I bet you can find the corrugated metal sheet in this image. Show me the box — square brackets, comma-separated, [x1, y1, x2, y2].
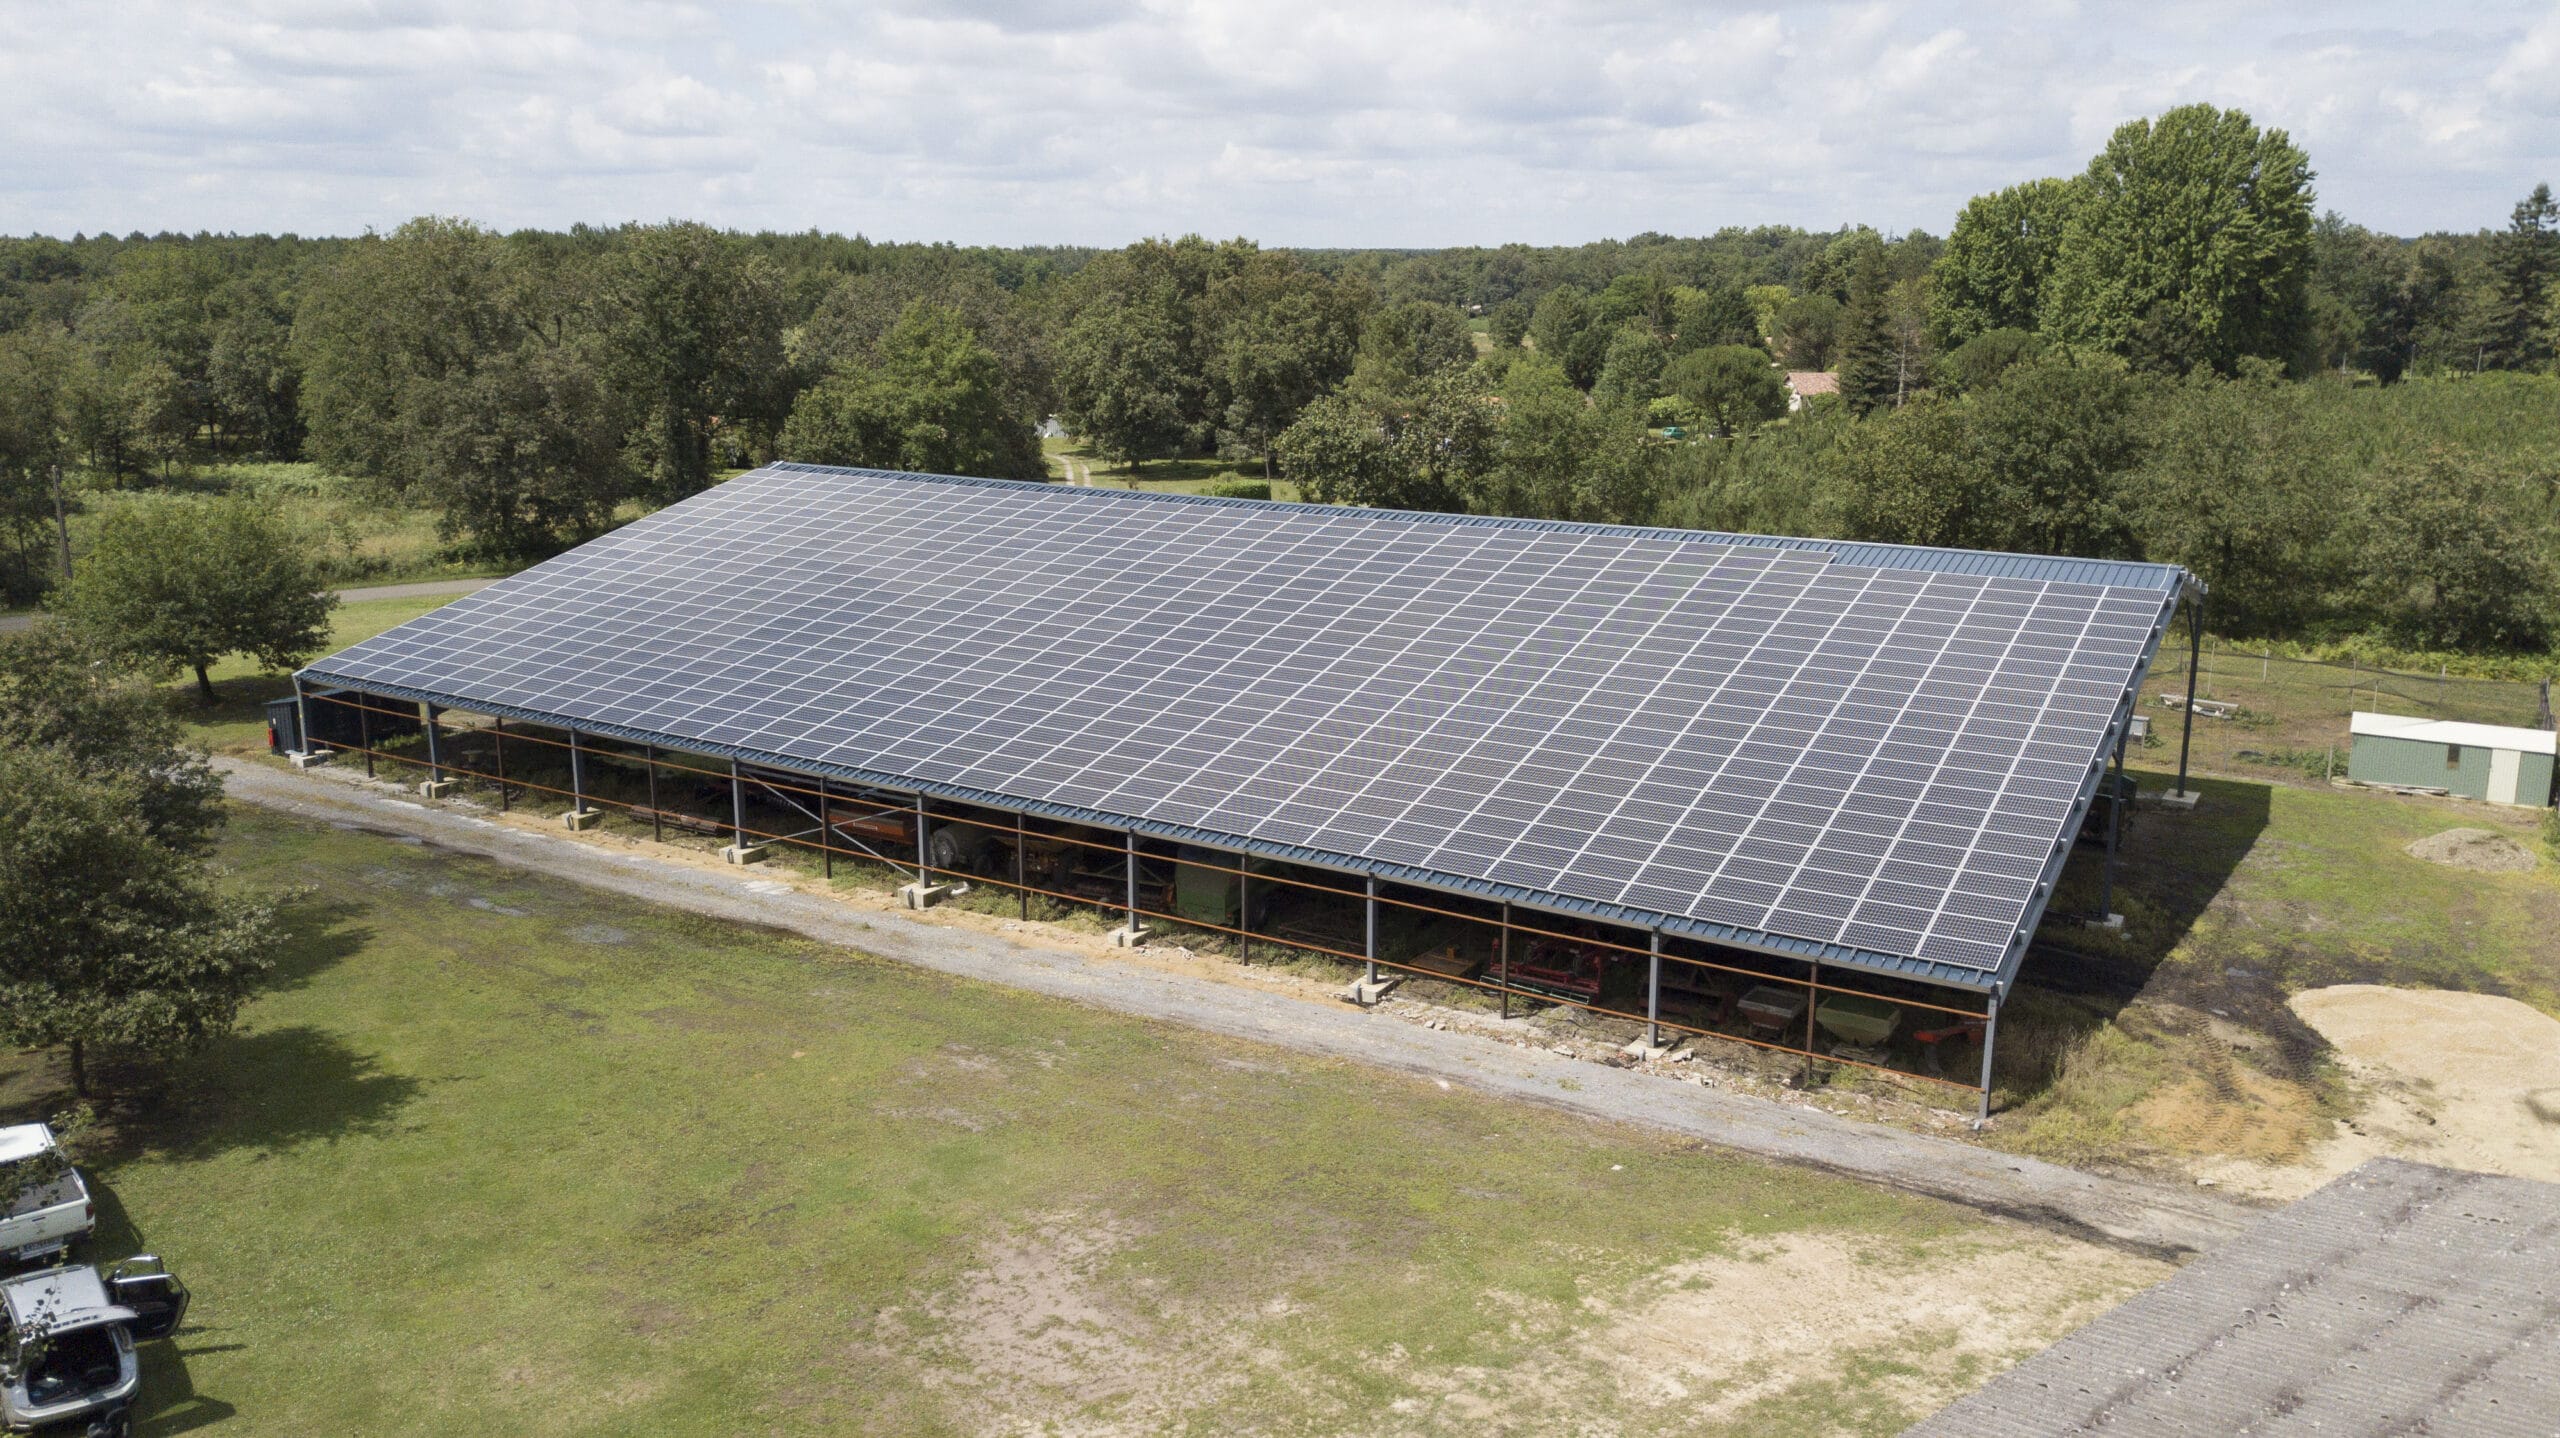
[1901, 1159, 2560, 1436]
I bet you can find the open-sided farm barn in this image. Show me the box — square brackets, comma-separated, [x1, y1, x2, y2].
[287, 464, 2197, 1114]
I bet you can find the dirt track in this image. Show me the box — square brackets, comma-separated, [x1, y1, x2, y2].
[217, 756, 2257, 1259]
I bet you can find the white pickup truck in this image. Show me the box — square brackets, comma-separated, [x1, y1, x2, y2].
[0, 1127, 94, 1268]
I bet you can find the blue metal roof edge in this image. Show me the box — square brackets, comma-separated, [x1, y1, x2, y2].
[294, 665, 2004, 993]
[759, 462, 2189, 595]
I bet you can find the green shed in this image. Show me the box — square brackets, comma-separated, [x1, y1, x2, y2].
[2347, 712, 2557, 806]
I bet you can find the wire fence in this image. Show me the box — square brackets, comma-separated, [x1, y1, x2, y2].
[2145, 645, 2554, 781]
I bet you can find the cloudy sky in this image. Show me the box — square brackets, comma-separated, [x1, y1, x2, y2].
[6, 1, 2557, 245]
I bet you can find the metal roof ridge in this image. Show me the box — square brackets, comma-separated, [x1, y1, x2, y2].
[756, 462, 2188, 592]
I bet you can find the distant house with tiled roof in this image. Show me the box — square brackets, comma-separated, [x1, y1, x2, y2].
[1784, 371, 1837, 411]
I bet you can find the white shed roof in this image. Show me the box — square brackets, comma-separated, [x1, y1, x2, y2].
[2351, 711, 2557, 755]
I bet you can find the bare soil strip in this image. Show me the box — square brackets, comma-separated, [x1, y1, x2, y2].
[219, 757, 2255, 1258]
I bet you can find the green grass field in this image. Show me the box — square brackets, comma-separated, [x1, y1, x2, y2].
[0, 810, 2148, 1436]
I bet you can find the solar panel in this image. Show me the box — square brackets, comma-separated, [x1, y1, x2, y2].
[303, 464, 2182, 985]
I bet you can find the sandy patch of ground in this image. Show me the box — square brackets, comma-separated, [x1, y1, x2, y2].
[2196, 985, 2560, 1200]
[2405, 827, 2540, 872]
[844, 1218, 2165, 1436]
[2130, 1053, 2326, 1165]
[1369, 1230, 2166, 1434]
[862, 1213, 1256, 1436]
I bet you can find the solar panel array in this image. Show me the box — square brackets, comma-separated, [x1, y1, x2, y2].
[306, 466, 2177, 981]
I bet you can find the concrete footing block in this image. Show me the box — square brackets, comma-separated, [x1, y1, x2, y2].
[417, 778, 459, 799]
[1107, 924, 1149, 948]
[2081, 913, 2126, 935]
[2154, 790, 2202, 811]
[561, 807, 603, 831]
[1343, 976, 1401, 1006]
[288, 749, 333, 770]
[899, 881, 954, 908]
[1621, 1037, 1680, 1062]
[723, 844, 770, 867]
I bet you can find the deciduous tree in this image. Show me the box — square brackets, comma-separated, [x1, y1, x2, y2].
[55, 495, 337, 702]
[2359, 451, 2557, 651]
[0, 743, 277, 1096]
[602, 222, 790, 500]
[1929, 177, 2081, 348]
[2135, 371, 2343, 635]
[1769, 294, 1841, 371]
[1210, 257, 1366, 474]
[1663, 345, 1788, 436]
[0, 628, 226, 856]
[1475, 354, 1656, 524]
[782, 303, 1044, 480]
[2039, 105, 2316, 375]
[1591, 326, 1668, 413]
[0, 325, 75, 602]
[1050, 237, 1223, 468]
[1669, 284, 1758, 353]
[406, 338, 630, 558]
[1276, 368, 1496, 513]
[1528, 287, 1608, 388]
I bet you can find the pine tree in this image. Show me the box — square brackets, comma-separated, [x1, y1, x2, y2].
[2480, 183, 2557, 371]
[1834, 248, 1901, 415]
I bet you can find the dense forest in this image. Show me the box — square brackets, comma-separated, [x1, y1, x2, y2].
[1, 103, 2555, 657]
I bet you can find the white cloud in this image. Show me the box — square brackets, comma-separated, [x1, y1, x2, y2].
[1, 0, 2553, 242]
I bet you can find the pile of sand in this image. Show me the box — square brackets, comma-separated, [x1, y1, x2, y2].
[2404, 827, 2538, 872]
[2289, 985, 2560, 1186]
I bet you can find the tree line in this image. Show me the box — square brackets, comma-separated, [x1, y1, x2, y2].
[1, 103, 2556, 652]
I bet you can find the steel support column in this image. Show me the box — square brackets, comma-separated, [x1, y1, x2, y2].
[1499, 902, 1512, 1021]
[1015, 814, 1027, 919]
[492, 717, 506, 810]
[914, 792, 930, 884]
[2100, 723, 2127, 921]
[569, 729, 588, 813]
[2177, 593, 2202, 798]
[1238, 858, 1251, 963]
[1647, 930, 1662, 1049]
[731, 758, 748, 849]
[645, 744, 661, 842]
[357, 693, 373, 778]
[1123, 831, 1139, 932]
[819, 782, 833, 878]
[1976, 994, 2002, 1127]
[292, 676, 312, 756]
[1803, 958, 1821, 1085]
[1364, 876, 1379, 984]
[423, 703, 443, 782]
